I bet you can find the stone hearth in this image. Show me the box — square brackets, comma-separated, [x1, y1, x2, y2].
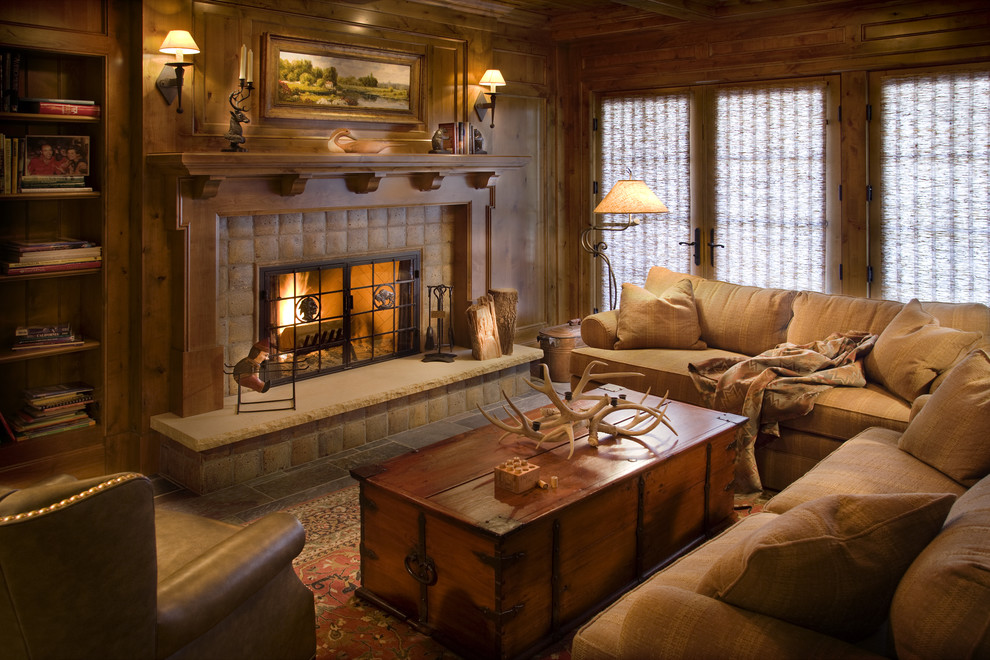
[153, 346, 541, 494]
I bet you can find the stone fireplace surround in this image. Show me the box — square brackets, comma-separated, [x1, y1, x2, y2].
[221, 206, 445, 395]
[148, 153, 535, 493]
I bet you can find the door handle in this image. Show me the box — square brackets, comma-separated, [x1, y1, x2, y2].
[679, 227, 701, 266]
[707, 229, 725, 267]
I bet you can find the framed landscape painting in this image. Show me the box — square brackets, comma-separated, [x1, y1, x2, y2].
[262, 33, 424, 128]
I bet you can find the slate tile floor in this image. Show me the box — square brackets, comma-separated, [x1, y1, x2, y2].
[152, 387, 555, 524]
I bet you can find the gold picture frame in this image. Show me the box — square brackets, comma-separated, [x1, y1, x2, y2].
[261, 33, 425, 128]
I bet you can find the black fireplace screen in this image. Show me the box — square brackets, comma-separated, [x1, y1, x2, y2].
[260, 253, 419, 384]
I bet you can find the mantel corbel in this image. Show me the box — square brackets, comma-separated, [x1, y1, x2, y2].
[414, 172, 445, 191]
[280, 173, 314, 196]
[346, 172, 384, 194]
[192, 175, 224, 199]
[469, 172, 499, 189]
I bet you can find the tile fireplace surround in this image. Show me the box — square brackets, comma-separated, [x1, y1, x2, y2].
[148, 153, 532, 492]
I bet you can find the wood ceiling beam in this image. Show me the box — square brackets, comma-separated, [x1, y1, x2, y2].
[613, 0, 717, 21]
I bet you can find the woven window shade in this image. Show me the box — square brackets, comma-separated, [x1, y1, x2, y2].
[714, 83, 827, 291]
[599, 93, 692, 295]
[878, 71, 990, 305]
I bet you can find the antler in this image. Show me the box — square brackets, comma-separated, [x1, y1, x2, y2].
[479, 362, 677, 459]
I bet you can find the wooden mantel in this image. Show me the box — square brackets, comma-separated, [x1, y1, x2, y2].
[147, 152, 530, 197]
[147, 151, 530, 418]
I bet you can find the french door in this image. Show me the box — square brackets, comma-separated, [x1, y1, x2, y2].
[595, 78, 839, 306]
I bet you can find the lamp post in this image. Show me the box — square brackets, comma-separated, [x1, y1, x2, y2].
[584, 179, 669, 312]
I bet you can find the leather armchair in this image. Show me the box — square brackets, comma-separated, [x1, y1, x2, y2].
[0, 472, 315, 660]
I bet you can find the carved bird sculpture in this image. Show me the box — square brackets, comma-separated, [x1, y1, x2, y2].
[327, 128, 404, 154]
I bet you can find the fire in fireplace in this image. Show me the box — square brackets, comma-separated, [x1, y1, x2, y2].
[259, 253, 420, 385]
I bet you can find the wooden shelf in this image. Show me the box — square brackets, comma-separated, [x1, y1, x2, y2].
[0, 266, 102, 282]
[0, 191, 99, 201]
[0, 111, 99, 123]
[0, 338, 100, 364]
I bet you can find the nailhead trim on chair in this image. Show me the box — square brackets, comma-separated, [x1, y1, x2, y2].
[0, 473, 142, 524]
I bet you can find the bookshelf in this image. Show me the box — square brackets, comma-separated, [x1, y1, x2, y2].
[0, 43, 108, 480]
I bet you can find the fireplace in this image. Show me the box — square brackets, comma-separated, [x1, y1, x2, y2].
[148, 152, 529, 417]
[259, 253, 420, 385]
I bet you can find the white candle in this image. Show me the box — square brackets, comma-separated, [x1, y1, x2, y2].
[246, 49, 253, 83]
[239, 44, 246, 80]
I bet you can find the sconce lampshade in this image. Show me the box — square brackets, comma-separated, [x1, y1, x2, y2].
[594, 180, 669, 215]
[479, 69, 506, 93]
[159, 30, 201, 62]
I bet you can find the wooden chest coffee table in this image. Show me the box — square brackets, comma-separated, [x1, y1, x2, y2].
[350, 386, 745, 660]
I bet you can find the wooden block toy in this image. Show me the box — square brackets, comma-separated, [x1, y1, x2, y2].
[495, 456, 541, 493]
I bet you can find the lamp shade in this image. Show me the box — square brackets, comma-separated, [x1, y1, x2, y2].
[479, 69, 506, 93]
[594, 180, 669, 214]
[160, 30, 200, 61]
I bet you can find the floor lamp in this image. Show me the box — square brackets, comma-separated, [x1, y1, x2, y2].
[583, 179, 669, 311]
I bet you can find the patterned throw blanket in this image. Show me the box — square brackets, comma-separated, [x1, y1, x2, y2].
[689, 331, 877, 494]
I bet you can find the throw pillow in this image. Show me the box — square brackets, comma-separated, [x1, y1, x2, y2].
[696, 492, 956, 642]
[643, 265, 705, 297]
[614, 279, 706, 350]
[864, 298, 981, 401]
[898, 348, 990, 487]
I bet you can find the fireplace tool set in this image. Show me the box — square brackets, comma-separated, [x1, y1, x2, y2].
[423, 284, 456, 363]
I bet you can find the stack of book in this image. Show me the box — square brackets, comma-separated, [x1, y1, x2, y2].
[10, 322, 85, 351]
[6, 381, 96, 441]
[1, 237, 102, 275]
[20, 174, 90, 192]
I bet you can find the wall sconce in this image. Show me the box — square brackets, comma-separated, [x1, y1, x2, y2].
[473, 69, 506, 128]
[583, 179, 669, 311]
[156, 30, 201, 114]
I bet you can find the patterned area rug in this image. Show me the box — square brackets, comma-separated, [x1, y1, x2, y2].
[285, 486, 571, 660]
[285, 486, 772, 659]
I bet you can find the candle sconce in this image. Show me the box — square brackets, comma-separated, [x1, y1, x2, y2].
[222, 79, 253, 152]
[223, 45, 254, 152]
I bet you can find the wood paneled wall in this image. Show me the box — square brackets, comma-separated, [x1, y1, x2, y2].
[555, 0, 990, 310]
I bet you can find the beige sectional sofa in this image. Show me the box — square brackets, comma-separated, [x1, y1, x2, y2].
[571, 347, 990, 658]
[571, 266, 990, 491]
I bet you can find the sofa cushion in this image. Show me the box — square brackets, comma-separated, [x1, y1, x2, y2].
[778, 383, 911, 440]
[765, 427, 966, 513]
[786, 291, 903, 346]
[865, 298, 981, 402]
[615, 279, 706, 350]
[693, 280, 795, 355]
[571, 346, 744, 407]
[898, 348, 990, 487]
[698, 492, 956, 642]
[891, 474, 990, 660]
[571, 515, 781, 660]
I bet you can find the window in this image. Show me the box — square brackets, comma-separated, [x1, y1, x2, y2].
[596, 79, 835, 308]
[871, 68, 990, 305]
[598, 92, 692, 303]
[713, 83, 829, 291]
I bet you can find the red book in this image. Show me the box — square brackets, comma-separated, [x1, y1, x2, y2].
[18, 100, 101, 117]
[37, 103, 101, 117]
